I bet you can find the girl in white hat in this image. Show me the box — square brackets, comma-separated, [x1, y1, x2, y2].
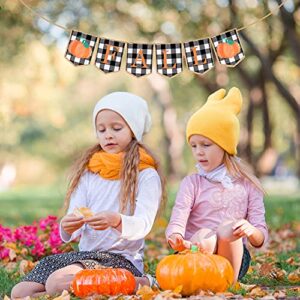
[12, 92, 165, 298]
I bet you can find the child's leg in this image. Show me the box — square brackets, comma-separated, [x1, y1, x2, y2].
[190, 228, 217, 254]
[45, 263, 83, 295]
[216, 220, 244, 283]
[11, 281, 45, 299]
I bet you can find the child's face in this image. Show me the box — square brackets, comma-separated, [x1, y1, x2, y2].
[189, 134, 225, 172]
[96, 109, 133, 154]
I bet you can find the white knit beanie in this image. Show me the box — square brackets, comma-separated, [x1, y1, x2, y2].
[92, 92, 152, 142]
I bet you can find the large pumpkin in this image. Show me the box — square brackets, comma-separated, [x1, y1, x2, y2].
[217, 38, 240, 59]
[68, 39, 92, 59]
[156, 246, 234, 296]
[71, 268, 136, 297]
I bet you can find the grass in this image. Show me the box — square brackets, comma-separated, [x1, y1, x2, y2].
[0, 185, 299, 228]
[0, 185, 299, 298]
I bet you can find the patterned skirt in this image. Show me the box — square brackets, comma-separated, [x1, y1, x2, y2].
[22, 251, 142, 285]
[238, 245, 251, 280]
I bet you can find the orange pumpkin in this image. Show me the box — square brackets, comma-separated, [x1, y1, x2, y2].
[156, 246, 234, 296]
[71, 268, 136, 297]
[217, 38, 240, 59]
[68, 39, 92, 59]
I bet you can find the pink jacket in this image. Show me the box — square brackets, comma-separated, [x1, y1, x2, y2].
[166, 174, 268, 248]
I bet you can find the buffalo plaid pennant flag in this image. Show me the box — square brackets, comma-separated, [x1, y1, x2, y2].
[126, 43, 153, 77]
[65, 30, 97, 66]
[211, 29, 244, 67]
[156, 43, 183, 77]
[95, 38, 125, 73]
[184, 38, 214, 74]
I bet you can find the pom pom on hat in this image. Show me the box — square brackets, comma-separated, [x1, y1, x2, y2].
[186, 87, 243, 155]
[93, 92, 152, 142]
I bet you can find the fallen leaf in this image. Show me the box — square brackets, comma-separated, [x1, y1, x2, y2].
[136, 285, 158, 300]
[172, 285, 183, 294]
[239, 282, 257, 292]
[52, 290, 70, 300]
[269, 268, 287, 280]
[19, 259, 35, 276]
[5, 262, 17, 272]
[273, 290, 286, 298]
[249, 286, 268, 297]
[259, 263, 274, 276]
[287, 268, 300, 283]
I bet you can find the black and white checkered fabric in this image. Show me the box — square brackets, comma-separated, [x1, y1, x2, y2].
[155, 43, 183, 77]
[184, 38, 214, 74]
[211, 29, 244, 66]
[126, 43, 153, 77]
[65, 30, 97, 66]
[95, 38, 125, 73]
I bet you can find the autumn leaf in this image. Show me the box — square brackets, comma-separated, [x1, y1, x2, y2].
[19, 259, 35, 275]
[273, 290, 286, 298]
[52, 290, 70, 300]
[249, 286, 268, 297]
[288, 268, 300, 283]
[136, 285, 158, 300]
[9, 248, 17, 261]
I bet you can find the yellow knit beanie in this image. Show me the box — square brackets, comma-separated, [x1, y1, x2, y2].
[186, 87, 243, 155]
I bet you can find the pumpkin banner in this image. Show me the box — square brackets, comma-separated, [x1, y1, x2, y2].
[155, 43, 183, 77]
[184, 38, 215, 74]
[65, 30, 97, 66]
[126, 43, 154, 77]
[211, 29, 245, 67]
[19, 0, 289, 77]
[95, 38, 125, 73]
[65, 29, 244, 76]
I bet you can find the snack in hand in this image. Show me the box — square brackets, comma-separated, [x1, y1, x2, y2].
[73, 207, 93, 218]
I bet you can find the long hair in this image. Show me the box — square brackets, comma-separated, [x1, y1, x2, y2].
[120, 139, 167, 215]
[64, 140, 166, 215]
[223, 152, 265, 194]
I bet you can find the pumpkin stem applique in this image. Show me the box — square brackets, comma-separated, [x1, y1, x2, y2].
[211, 29, 245, 67]
[65, 30, 98, 66]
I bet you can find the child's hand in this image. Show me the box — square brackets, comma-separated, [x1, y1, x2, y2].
[85, 211, 121, 230]
[232, 219, 255, 238]
[61, 214, 85, 235]
[168, 233, 191, 252]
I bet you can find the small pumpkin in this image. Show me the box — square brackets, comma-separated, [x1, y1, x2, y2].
[217, 38, 240, 59]
[156, 246, 234, 296]
[71, 268, 136, 297]
[68, 39, 92, 59]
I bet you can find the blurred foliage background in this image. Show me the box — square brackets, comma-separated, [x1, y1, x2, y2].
[0, 0, 299, 225]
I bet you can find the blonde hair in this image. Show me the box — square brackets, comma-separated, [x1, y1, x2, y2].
[223, 152, 265, 194]
[63, 140, 166, 216]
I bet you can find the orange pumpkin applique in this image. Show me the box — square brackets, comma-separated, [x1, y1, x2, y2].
[68, 39, 92, 59]
[217, 38, 240, 59]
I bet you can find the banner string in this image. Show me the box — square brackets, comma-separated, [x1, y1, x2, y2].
[18, 0, 289, 37]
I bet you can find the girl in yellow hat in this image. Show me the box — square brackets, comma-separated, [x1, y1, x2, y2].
[166, 87, 268, 282]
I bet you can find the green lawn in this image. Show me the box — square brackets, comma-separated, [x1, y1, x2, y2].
[0, 185, 298, 228]
[0, 185, 299, 298]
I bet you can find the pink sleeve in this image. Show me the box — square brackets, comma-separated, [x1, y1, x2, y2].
[165, 176, 195, 240]
[246, 182, 269, 248]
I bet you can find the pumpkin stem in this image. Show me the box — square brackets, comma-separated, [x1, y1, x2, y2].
[191, 245, 198, 253]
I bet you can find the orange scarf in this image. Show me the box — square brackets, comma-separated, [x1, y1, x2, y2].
[87, 148, 156, 180]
